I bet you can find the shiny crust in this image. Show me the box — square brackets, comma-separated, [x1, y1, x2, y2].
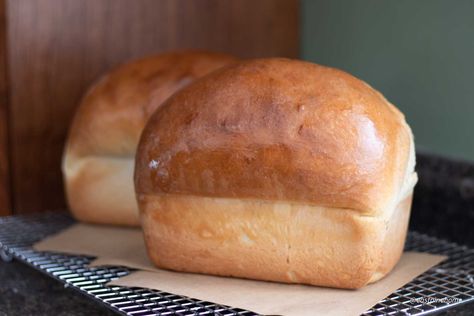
[63, 51, 238, 226]
[139, 192, 413, 289]
[136, 58, 418, 287]
[136, 58, 414, 215]
[136, 58, 417, 287]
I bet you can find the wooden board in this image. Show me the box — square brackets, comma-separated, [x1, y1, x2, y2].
[0, 0, 10, 215]
[5, 0, 299, 213]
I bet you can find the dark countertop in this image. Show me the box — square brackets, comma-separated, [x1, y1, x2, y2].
[410, 153, 474, 248]
[0, 259, 114, 316]
[0, 152, 474, 315]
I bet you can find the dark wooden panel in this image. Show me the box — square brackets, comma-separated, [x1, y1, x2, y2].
[0, 0, 11, 215]
[6, 0, 299, 213]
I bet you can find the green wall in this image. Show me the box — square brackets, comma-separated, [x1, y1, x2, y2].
[302, 0, 474, 161]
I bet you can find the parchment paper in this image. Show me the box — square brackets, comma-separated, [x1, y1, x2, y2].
[34, 223, 446, 316]
[35, 224, 156, 271]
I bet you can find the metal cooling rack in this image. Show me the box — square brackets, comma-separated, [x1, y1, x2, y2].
[0, 213, 473, 316]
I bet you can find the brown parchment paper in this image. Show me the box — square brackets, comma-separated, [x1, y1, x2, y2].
[34, 224, 446, 316]
[35, 223, 156, 271]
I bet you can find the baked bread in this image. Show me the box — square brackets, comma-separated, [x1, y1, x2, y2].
[135, 58, 417, 289]
[63, 51, 237, 226]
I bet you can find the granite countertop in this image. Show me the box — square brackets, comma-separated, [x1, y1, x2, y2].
[0, 259, 115, 316]
[410, 153, 474, 248]
[0, 152, 474, 315]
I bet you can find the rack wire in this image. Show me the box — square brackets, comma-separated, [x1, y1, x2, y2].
[0, 213, 473, 315]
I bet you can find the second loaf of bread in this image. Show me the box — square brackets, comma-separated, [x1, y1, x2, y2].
[62, 51, 237, 226]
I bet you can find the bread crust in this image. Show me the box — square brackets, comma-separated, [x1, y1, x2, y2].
[135, 58, 417, 287]
[139, 192, 413, 289]
[136, 58, 413, 216]
[63, 51, 237, 226]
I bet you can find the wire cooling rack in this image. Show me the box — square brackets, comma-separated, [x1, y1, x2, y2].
[0, 213, 473, 316]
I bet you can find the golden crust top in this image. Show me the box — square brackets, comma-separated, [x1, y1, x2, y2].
[135, 58, 414, 215]
[65, 51, 238, 159]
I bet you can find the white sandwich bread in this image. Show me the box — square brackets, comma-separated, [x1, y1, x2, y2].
[62, 51, 237, 226]
[134, 58, 417, 289]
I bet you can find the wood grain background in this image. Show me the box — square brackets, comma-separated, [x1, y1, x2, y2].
[0, 0, 299, 215]
[0, 0, 10, 215]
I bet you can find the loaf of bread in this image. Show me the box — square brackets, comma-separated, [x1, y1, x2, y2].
[135, 58, 417, 289]
[62, 51, 237, 226]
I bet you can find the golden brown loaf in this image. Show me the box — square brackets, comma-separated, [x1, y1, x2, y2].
[63, 51, 238, 226]
[135, 58, 418, 289]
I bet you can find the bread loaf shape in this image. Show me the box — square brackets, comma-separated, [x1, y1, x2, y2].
[135, 58, 417, 288]
[63, 51, 237, 226]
